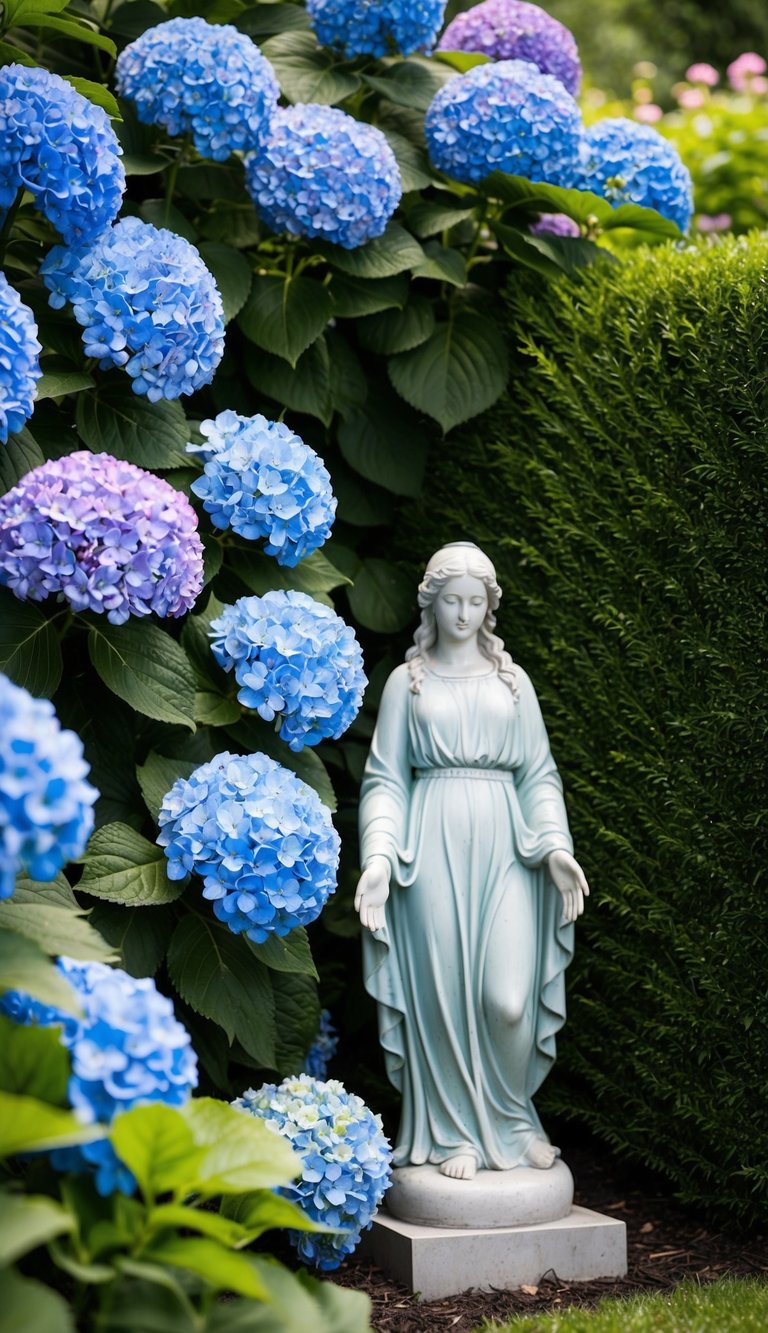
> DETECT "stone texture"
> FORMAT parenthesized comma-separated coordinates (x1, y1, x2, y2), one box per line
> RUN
(386, 1160, 574, 1229)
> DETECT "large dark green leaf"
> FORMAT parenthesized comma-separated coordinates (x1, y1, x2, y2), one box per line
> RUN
(262, 31, 360, 104)
(338, 391, 427, 497)
(407, 199, 474, 238)
(363, 57, 454, 112)
(357, 298, 435, 356)
(248, 928, 317, 979)
(35, 368, 94, 401)
(0, 1014, 69, 1103)
(412, 241, 467, 286)
(479, 172, 681, 239)
(210, 1257, 375, 1333)
(237, 2, 311, 37)
(88, 620, 197, 729)
(197, 243, 252, 323)
(245, 337, 333, 425)
(0, 1090, 105, 1156)
(0, 427, 44, 494)
(347, 558, 415, 633)
(271, 971, 321, 1075)
(78, 823, 184, 906)
(0, 1269, 74, 1333)
(0, 1191, 75, 1266)
(228, 548, 351, 599)
(0, 928, 80, 1014)
(88, 903, 177, 978)
(0, 897, 117, 963)
(492, 220, 609, 279)
(0, 589, 63, 698)
(319, 223, 424, 279)
(239, 274, 332, 366)
(379, 127, 436, 192)
(388, 308, 509, 432)
(75, 380, 190, 470)
(329, 273, 408, 318)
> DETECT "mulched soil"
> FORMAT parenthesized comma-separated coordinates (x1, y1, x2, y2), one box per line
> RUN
(334, 1145, 768, 1331)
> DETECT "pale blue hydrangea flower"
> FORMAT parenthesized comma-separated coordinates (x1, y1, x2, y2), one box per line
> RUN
(41, 217, 224, 402)
(305, 1009, 338, 1080)
(234, 1074, 392, 1269)
(209, 591, 366, 750)
(157, 751, 340, 942)
(0, 675, 97, 900)
(115, 18, 279, 162)
(188, 412, 336, 567)
(306, 0, 446, 58)
(0, 957, 198, 1194)
(0, 63, 124, 245)
(439, 0, 581, 97)
(0, 272, 42, 444)
(245, 105, 401, 250)
(424, 58, 583, 186)
(0, 451, 204, 625)
(580, 118, 693, 231)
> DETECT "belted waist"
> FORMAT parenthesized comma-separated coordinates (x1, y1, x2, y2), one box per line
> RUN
(413, 766, 514, 782)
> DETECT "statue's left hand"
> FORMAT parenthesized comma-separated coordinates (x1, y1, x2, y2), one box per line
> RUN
(546, 849, 590, 923)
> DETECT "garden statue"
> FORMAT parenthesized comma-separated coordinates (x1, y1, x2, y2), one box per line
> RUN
(355, 542, 589, 1222)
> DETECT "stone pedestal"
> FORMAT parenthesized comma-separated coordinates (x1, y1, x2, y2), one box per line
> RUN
(386, 1160, 574, 1229)
(361, 1206, 628, 1302)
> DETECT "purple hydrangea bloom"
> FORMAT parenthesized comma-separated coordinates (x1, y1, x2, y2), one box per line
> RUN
(188, 412, 336, 567)
(41, 217, 224, 401)
(530, 212, 581, 237)
(209, 590, 367, 751)
(306, 0, 446, 58)
(0, 674, 97, 900)
(0, 272, 42, 444)
(304, 1008, 338, 1079)
(115, 18, 279, 163)
(1, 958, 198, 1195)
(0, 63, 124, 246)
(439, 0, 581, 97)
(0, 451, 204, 625)
(157, 751, 340, 942)
(234, 1075, 392, 1269)
(424, 59, 583, 186)
(580, 118, 693, 232)
(245, 105, 401, 250)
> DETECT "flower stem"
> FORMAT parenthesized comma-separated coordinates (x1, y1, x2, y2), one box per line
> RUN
(0, 187, 24, 265)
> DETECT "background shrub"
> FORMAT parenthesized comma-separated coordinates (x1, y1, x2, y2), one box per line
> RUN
(401, 233, 768, 1226)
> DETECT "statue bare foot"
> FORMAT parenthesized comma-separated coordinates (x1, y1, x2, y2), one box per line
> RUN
(525, 1138, 559, 1169)
(439, 1153, 478, 1181)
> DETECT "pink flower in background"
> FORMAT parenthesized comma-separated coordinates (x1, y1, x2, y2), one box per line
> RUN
(634, 103, 663, 123)
(696, 213, 732, 232)
(751, 75, 768, 93)
(677, 87, 706, 109)
(727, 52, 766, 90)
(685, 62, 718, 86)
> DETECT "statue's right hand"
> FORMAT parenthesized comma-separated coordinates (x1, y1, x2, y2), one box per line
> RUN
(354, 857, 391, 933)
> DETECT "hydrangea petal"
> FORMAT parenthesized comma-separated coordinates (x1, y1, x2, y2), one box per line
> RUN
(439, 0, 581, 97)
(306, 0, 446, 58)
(0, 272, 42, 444)
(580, 118, 693, 231)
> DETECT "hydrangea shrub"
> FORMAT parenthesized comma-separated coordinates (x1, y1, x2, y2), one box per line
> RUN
(306, 0, 446, 58)
(245, 105, 402, 250)
(0, 674, 97, 899)
(188, 411, 336, 566)
(42, 217, 225, 400)
(0, 452, 204, 624)
(1, 957, 198, 1193)
(439, 0, 582, 97)
(157, 751, 340, 942)
(581, 118, 694, 231)
(305, 1009, 338, 1079)
(234, 1074, 392, 1268)
(0, 63, 124, 245)
(0, 272, 42, 444)
(209, 591, 367, 750)
(115, 18, 279, 162)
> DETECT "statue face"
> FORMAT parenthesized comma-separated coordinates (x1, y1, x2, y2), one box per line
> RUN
(433, 573, 488, 645)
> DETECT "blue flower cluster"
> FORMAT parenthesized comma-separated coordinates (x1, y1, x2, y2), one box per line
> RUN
(188, 412, 336, 567)
(157, 752, 340, 943)
(0, 674, 97, 900)
(425, 58, 582, 186)
(0, 272, 42, 445)
(0, 63, 124, 246)
(209, 591, 367, 751)
(0, 451, 204, 625)
(305, 1009, 338, 1080)
(115, 18, 279, 162)
(245, 105, 401, 250)
(1, 957, 198, 1195)
(234, 1075, 392, 1269)
(580, 118, 693, 231)
(440, 0, 581, 96)
(306, 0, 446, 58)
(41, 217, 224, 401)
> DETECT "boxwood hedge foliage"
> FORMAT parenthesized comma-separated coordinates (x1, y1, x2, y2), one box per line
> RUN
(402, 233, 768, 1226)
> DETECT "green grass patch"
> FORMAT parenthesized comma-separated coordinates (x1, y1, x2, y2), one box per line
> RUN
(477, 1279, 768, 1332)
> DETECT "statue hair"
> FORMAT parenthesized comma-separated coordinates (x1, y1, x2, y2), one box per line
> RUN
(405, 544, 518, 697)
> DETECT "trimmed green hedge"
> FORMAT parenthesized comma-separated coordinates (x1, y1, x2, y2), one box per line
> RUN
(403, 234, 768, 1226)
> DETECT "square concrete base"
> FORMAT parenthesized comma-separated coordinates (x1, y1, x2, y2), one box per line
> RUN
(361, 1205, 628, 1301)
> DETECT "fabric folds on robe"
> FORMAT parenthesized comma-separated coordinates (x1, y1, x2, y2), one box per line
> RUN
(359, 661, 575, 1170)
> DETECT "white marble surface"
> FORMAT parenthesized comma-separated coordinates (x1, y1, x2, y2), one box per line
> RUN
(386, 1159, 574, 1229)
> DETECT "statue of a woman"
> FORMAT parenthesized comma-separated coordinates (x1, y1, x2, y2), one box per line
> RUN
(355, 542, 589, 1184)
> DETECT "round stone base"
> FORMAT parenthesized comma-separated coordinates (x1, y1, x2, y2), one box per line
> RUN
(384, 1158, 574, 1230)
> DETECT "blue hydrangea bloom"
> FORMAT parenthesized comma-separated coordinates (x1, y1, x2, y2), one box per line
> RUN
(188, 412, 336, 567)
(305, 1009, 338, 1080)
(306, 0, 446, 58)
(580, 118, 693, 232)
(41, 217, 224, 402)
(0, 272, 42, 445)
(234, 1075, 392, 1269)
(245, 105, 401, 250)
(157, 752, 340, 943)
(0, 451, 204, 625)
(115, 18, 279, 163)
(424, 58, 583, 186)
(0, 957, 198, 1195)
(0, 675, 97, 900)
(439, 0, 581, 97)
(0, 63, 124, 246)
(209, 591, 367, 751)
